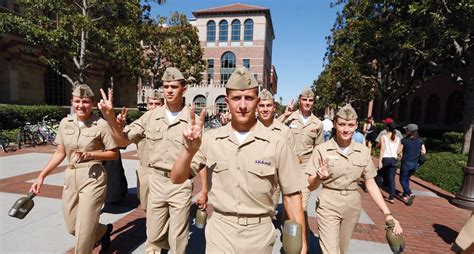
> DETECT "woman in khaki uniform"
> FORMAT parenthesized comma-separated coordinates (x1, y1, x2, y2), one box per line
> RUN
(30, 84, 118, 254)
(307, 104, 403, 254)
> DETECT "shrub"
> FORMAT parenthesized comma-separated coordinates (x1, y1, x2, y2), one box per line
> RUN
(415, 152, 467, 193)
(0, 104, 64, 130)
(126, 110, 145, 124)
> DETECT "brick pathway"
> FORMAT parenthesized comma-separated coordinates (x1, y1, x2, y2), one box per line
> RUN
(1, 145, 472, 253)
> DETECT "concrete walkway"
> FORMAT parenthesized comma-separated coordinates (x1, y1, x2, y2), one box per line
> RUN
(0, 145, 471, 253)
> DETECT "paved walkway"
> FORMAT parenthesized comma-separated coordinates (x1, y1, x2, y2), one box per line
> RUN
(0, 144, 471, 253)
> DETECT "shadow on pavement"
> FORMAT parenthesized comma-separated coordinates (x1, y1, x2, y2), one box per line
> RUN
(109, 217, 147, 253)
(433, 223, 458, 244)
(102, 191, 140, 214)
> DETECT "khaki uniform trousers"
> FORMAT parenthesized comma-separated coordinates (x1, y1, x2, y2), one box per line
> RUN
(205, 212, 275, 253)
(145, 169, 192, 254)
(62, 163, 108, 254)
(316, 188, 361, 254)
(299, 158, 311, 211)
(455, 212, 474, 250)
(136, 164, 150, 210)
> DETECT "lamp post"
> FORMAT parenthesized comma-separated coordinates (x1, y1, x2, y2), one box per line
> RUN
(335, 81, 342, 110)
(451, 127, 474, 211)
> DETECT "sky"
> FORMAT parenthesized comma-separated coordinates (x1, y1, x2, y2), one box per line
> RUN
(147, 0, 343, 104)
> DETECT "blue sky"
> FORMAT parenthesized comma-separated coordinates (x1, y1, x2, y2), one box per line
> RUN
(148, 0, 342, 104)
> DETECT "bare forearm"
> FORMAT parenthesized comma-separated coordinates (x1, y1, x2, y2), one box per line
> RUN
(171, 149, 196, 184)
(365, 178, 390, 215)
(39, 148, 66, 179)
(199, 167, 208, 194)
(93, 149, 119, 161)
(102, 112, 131, 147)
(307, 175, 321, 191)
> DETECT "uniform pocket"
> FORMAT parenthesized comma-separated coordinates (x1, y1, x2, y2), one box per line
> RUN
(207, 160, 229, 189)
(247, 164, 276, 193)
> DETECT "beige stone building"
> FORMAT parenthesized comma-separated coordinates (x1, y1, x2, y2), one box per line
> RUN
(186, 3, 278, 114)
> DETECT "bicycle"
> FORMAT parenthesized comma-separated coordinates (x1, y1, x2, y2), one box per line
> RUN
(16, 121, 43, 149)
(37, 115, 58, 146)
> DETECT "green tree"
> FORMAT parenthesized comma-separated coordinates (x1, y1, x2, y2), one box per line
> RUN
(317, 0, 473, 153)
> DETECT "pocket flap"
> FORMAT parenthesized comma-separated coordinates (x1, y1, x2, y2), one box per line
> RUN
(82, 131, 98, 137)
(352, 160, 368, 167)
(64, 128, 75, 135)
(248, 164, 276, 177)
(207, 160, 228, 173)
(146, 131, 163, 141)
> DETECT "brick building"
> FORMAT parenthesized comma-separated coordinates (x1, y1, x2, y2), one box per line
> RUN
(186, 3, 278, 114)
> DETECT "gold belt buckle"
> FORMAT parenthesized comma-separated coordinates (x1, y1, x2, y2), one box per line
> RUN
(237, 217, 248, 226)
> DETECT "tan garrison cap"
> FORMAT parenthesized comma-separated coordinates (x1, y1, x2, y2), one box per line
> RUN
(225, 67, 258, 90)
(300, 87, 314, 97)
(259, 89, 274, 100)
(162, 67, 185, 82)
(146, 89, 163, 100)
(336, 104, 358, 120)
(72, 84, 94, 98)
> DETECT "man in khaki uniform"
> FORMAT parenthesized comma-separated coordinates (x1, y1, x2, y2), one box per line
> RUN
(30, 84, 118, 253)
(136, 89, 164, 210)
(306, 104, 403, 254)
(278, 87, 324, 211)
(452, 212, 474, 253)
(171, 67, 309, 253)
(98, 68, 204, 253)
(257, 88, 296, 210)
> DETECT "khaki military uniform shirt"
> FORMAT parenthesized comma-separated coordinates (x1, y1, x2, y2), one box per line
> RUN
(193, 121, 308, 216)
(282, 111, 324, 162)
(124, 106, 203, 171)
(306, 139, 377, 190)
(55, 114, 117, 163)
(268, 119, 296, 150)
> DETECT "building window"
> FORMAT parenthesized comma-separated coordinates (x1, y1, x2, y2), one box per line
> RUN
(193, 95, 207, 114)
(231, 19, 241, 41)
(243, 59, 250, 69)
(207, 20, 216, 42)
(244, 19, 254, 41)
(207, 59, 214, 85)
(221, 52, 236, 85)
(424, 93, 440, 124)
(215, 96, 227, 113)
(219, 20, 228, 42)
(398, 98, 407, 122)
(445, 91, 463, 125)
(409, 96, 422, 123)
(44, 67, 68, 105)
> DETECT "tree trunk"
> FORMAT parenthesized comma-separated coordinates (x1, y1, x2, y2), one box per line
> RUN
(462, 78, 474, 154)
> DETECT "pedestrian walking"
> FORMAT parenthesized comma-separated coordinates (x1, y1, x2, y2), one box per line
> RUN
(306, 104, 403, 254)
(376, 122, 401, 204)
(98, 67, 207, 253)
(375, 118, 403, 148)
(171, 67, 309, 253)
(29, 84, 118, 254)
(322, 114, 333, 142)
(398, 123, 426, 206)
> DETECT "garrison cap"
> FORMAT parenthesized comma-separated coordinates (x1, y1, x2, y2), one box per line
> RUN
(300, 87, 314, 97)
(225, 67, 259, 90)
(146, 89, 163, 100)
(162, 67, 185, 82)
(72, 84, 94, 98)
(259, 89, 274, 100)
(336, 104, 358, 120)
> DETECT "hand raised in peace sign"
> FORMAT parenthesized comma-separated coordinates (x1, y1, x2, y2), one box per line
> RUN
(97, 88, 114, 117)
(183, 106, 206, 153)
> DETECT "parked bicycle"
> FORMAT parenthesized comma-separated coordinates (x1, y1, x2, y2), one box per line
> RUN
(36, 115, 58, 146)
(16, 121, 43, 149)
(0, 125, 11, 152)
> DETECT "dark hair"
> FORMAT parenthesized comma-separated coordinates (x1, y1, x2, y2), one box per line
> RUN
(386, 122, 396, 141)
(407, 130, 419, 139)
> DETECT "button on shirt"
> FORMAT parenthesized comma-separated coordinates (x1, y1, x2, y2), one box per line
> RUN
(306, 139, 376, 190)
(124, 106, 203, 171)
(55, 114, 117, 163)
(193, 122, 308, 215)
(283, 111, 324, 161)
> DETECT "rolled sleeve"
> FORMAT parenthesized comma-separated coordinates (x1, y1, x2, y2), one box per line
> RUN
(306, 148, 322, 176)
(101, 125, 118, 150)
(124, 117, 146, 144)
(362, 152, 377, 179)
(54, 119, 66, 146)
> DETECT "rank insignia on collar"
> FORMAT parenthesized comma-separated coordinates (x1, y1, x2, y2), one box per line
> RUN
(255, 159, 271, 166)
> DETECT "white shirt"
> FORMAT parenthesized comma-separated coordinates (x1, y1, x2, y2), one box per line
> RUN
(322, 119, 333, 132)
(233, 131, 251, 145)
(300, 115, 310, 125)
(166, 110, 180, 123)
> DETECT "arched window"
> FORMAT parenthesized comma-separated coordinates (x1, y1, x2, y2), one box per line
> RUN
(445, 90, 463, 125)
(231, 19, 241, 41)
(244, 19, 254, 41)
(219, 20, 228, 41)
(215, 96, 227, 113)
(410, 96, 422, 123)
(424, 94, 440, 124)
(206, 20, 216, 42)
(398, 98, 407, 122)
(44, 67, 68, 105)
(193, 95, 207, 114)
(221, 52, 236, 85)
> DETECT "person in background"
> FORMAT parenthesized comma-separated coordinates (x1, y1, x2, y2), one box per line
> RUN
(30, 84, 118, 253)
(377, 122, 401, 204)
(398, 123, 426, 206)
(306, 104, 402, 254)
(375, 118, 402, 149)
(352, 128, 365, 144)
(322, 114, 334, 142)
(363, 116, 377, 152)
